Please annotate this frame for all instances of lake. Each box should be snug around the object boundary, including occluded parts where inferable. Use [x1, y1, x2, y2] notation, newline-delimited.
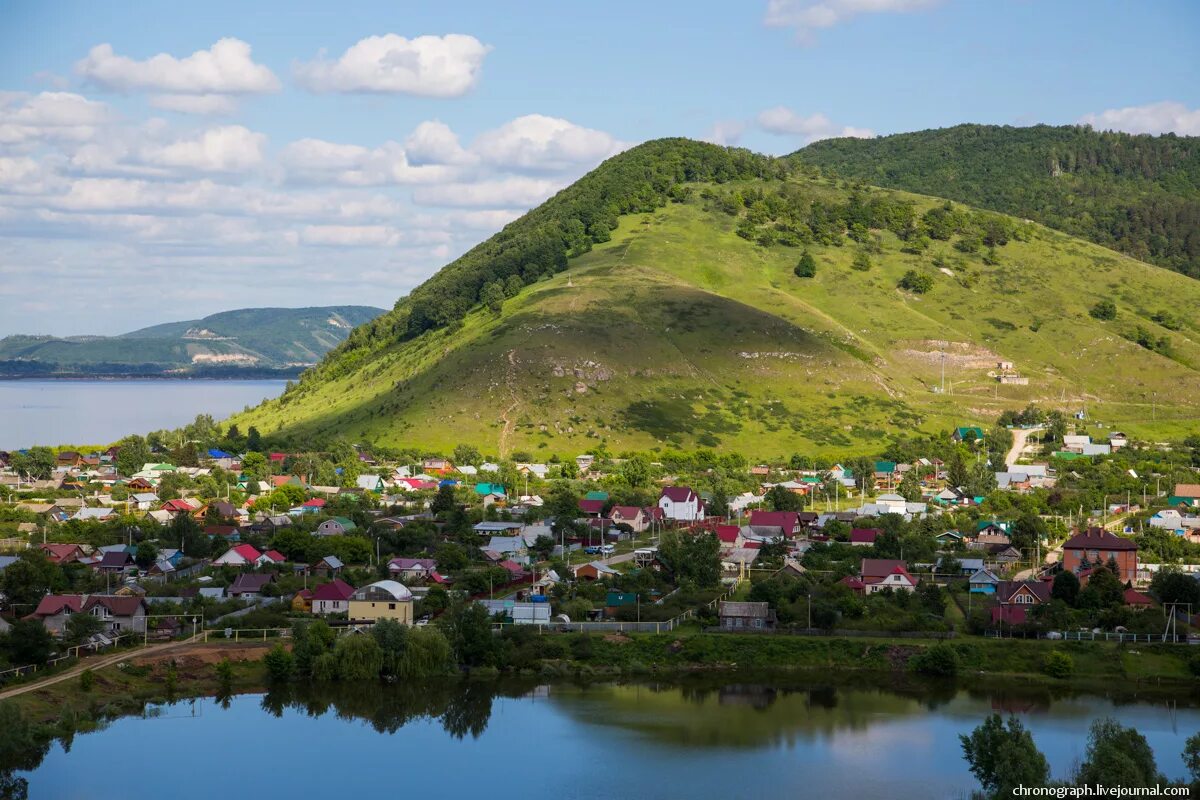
[13, 678, 1200, 799]
[0, 380, 286, 448]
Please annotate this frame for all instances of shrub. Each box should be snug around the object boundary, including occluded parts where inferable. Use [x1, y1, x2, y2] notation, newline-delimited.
[794, 250, 817, 278]
[263, 643, 295, 683]
[1043, 651, 1074, 679]
[1188, 653, 1200, 677]
[910, 642, 959, 676]
[1089, 300, 1117, 320]
[851, 251, 872, 271]
[898, 270, 934, 294]
[79, 669, 94, 692]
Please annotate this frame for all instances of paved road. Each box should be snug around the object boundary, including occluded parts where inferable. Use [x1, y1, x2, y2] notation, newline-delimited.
[1005, 426, 1044, 468]
[0, 635, 199, 701]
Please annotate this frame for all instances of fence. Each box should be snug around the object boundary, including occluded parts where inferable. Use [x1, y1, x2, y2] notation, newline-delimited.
[490, 583, 743, 635]
[0, 632, 137, 685]
[728, 627, 957, 640]
[984, 629, 1193, 644]
[199, 627, 292, 643]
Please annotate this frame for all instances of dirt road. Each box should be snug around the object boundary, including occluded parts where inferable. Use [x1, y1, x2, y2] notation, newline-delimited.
[0, 636, 201, 701]
[1004, 426, 1043, 468]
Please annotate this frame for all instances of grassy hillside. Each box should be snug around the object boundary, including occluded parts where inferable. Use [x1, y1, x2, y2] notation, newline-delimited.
[234, 141, 1200, 458]
[0, 306, 383, 377]
[793, 124, 1200, 278]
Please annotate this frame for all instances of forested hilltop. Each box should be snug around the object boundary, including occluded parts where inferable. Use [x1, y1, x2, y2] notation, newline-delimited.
[237, 138, 1200, 456]
[794, 124, 1200, 278]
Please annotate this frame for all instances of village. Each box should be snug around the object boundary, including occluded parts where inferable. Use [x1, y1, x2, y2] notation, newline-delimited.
[1, 414, 1199, 678]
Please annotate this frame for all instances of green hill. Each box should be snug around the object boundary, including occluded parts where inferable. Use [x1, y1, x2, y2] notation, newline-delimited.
[233, 139, 1200, 458]
[0, 306, 384, 378]
[792, 124, 1200, 278]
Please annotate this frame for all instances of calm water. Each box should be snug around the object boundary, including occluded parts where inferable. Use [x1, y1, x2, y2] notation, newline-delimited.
[16, 678, 1200, 799]
[0, 380, 285, 448]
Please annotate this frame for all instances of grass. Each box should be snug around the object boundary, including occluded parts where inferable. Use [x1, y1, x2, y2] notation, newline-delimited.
[235, 175, 1200, 459]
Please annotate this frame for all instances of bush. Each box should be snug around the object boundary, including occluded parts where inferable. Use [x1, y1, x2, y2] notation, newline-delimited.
[794, 250, 817, 278]
[263, 643, 295, 682]
[1043, 651, 1074, 679]
[898, 270, 934, 294]
[1089, 300, 1117, 320]
[79, 669, 94, 692]
[1188, 653, 1200, 677]
[910, 642, 959, 676]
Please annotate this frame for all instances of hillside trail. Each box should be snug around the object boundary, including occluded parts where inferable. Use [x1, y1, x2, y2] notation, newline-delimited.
[1005, 426, 1043, 467]
[498, 348, 520, 457]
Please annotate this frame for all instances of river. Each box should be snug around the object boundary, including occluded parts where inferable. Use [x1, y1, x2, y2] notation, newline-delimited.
[12, 678, 1200, 799]
[0, 380, 286, 448]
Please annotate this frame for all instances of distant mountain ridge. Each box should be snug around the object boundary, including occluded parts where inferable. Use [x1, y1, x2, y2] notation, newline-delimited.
[0, 306, 385, 378]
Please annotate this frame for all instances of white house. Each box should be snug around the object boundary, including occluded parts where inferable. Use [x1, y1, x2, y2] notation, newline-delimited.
[658, 486, 703, 522]
[864, 565, 918, 594]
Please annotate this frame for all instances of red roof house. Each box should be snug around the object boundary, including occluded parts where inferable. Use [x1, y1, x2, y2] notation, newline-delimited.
[849, 528, 881, 546]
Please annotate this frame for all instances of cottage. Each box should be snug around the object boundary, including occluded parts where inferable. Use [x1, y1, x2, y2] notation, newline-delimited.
[991, 580, 1052, 625]
[573, 561, 619, 581]
[212, 543, 262, 568]
[658, 486, 704, 523]
[608, 506, 648, 532]
[968, 568, 1000, 594]
[747, 510, 800, 539]
[310, 555, 344, 578]
[40, 543, 87, 565]
[25, 595, 86, 636]
[578, 498, 605, 516]
[1062, 527, 1138, 583]
[864, 565, 918, 594]
[228, 573, 275, 599]
[348, 580, 414, 624]
[84, 595, 149, 634]
[387, 558, 437, 582]
[849, 528, 880, 547]
[311, 579, 355, 615]
[952, 426, 985, 443]
[718, 601, 776, 631]
[315, 516, 357, 537]
[356, 475, 385, 493]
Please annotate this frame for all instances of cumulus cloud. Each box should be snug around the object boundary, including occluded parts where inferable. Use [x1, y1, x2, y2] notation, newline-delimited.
[0, 91, 112, 145]
[404, 121, 474, 166]
[756, 106, 873, 143]
[765, 0, 945, 43]
[294, 34, 490, 96]
[75, 38, 280, 94]
[140, 125, 267, 173]
[1078, 101, 1200, 136]
[279, 138, 453, 186]
[702, 120, 746, 146]
[412, 176, 565, 208]
[300, 224, 404, 247]
[149, 94, 238, 115]
[471, 114, 628, 172]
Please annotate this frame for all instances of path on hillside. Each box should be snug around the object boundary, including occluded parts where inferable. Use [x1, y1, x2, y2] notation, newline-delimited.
[0, 635, 200, 701]
[498, 349, 520, 457]
[1005, 426, 1043, 468]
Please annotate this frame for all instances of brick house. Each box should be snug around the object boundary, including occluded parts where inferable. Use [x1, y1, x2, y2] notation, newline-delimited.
[1062, 527, 1138, 584]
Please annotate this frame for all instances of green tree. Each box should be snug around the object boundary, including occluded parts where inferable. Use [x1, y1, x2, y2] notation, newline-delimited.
[371, 618, 410, 678]
[452, 444, 482, 467]
[10, 447, 54, 481]
[545, 481, 580, 526]
[619, 454, 651, 488]
[960, 715, 1050, 798]
[64, 612, 104, 646]
[947, 450, 968, 489]
[332, 634, 383, 681]
[794, 250, 817, 278]
[246, 426, 263, 452]
[897, 470, 921, 502]
[1, 552, 62, 612]
[480, 281, 506, 314]
[1078, 561, 1124, 609]
[1051, 570, 1080, 605]
[134, 541, 159, 569]
[1089, 299, 1117, 320]
[437, 601, 496, 667]
[1183, 733, 1200, 786]
[114, 435, 151, 477]
[1011, 512, 1047, 552]
[657, 531, 720, 588]
[430, 484, 457, 517]
[8, 620, 53, 665]
[263, 643, 294, 682]
[1076, 718, 1160, 788]
[851, 250, 872, 271]
[765, 484, 803, 512]
[1150, 569, 1200, 606]
[897, 269, 934, 293]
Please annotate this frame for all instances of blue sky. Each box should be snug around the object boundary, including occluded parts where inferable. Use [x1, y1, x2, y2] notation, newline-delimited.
[1, 0, 1197, 335]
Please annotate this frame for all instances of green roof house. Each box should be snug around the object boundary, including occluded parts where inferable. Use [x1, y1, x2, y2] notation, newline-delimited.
[474, 482, 507, 497]
[952, 426, 985, 443]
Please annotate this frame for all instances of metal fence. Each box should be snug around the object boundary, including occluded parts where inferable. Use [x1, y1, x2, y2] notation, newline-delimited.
[984, 629, 1192, 644]
[0, 632, 137, 684]
[490, 584, 742, 634]
[200, 627, 293, 643]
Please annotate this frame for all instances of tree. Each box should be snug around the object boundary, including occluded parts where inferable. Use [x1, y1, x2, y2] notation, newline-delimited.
[332, 634, 383, 681]
[619, 454, 651, 488]
[1150, 569, 1200, 606]
[437, 601, 496, 667]
[657, 531, 720, 588]
[246, 426, 263, 452]
[961, 715, 1050, 798]
[480, 281, 506, 314]
[241, 451, 268, 483]
[545, 481, 580, 526]
[1, 552, 62, 612]
[1051, 570, 1080, 605]
[1078, 561, 1124, 609]
[851, 250, 872, 271]
[1089, 300, 1117, 321]
[1076, 718, 1160, 788]
[946, 450, 969, 489]
[1184, 733, 1200, 785]
[114, 435, 150, 477]
[897, 470, 921, 502]
[10, 447, 54, 481]
[134, 541, 158, 570]
[64, 612, 104, 645]
[794, 250, 817, 278]
[765, 485, 803, 512]
[1011, 512, 1047, 552]
[430, 484, 457, 517]
[371, 618, 410, 678]
[898, 269, 934, 293]
[263, 643, 294, 682]
[452, 444, 482, 467]
[8, 620, 53, 665]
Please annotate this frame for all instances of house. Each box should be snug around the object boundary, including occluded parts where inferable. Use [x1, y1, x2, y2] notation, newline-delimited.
[968, 568, 1000, 594]
[83, 595, 148, 634]
[935, 530, 964, 546]
[864, 565, 918, 594]
[573, 561, 619, 581]
[356, 475, 385, 493]
[1062, 527, 1138, 583]
[25, 594, 86, 636]
[838, 575, 866, 595]
[718, 601, 776, 631]
[73, 507, 115, 522]
[983, 544, 1023, 569]
[212, 543, 262, 568]
[1124, 588, 1154, 609]
[473, 521, 524, 536]
[716, 524, 743, 550]
[292, 589, 313, 614]
[315, 516, 357, 537]
[39, 543, 87, 565]
[422, 458, 454, 475]
[387, 558, 437, 582]
[257, 549, 287, 567]
[228, 573, 275, 599]
[310, 555, 344, 578]
[128, 492, 159, 511]
[860, 559, 907, 581]
[608, 506, 648, 532]
[348, 580, 414, 624]
[515, 463, 548, 479]
[1170, 484, 1200, 508]
[578, 498, 605, 516]
[92, 550, 134, 575]
[849, 528, 880, 547]
[952, 426, 985, 443]
[487, 536, 529, 563]
[498, 560, 525, 580]
[658, 486, 704, 523]
[203, 524, 240, 541]
[991, 580, 1052, 625]
[747, 510, 800, 539]
[311, 579, 355, 615]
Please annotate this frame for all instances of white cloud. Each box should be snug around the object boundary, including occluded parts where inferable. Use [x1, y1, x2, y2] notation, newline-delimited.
[294, 34, 490, 96]
[756, 106, 873, 143]
[765, 0, 945, 43]
[300, 224, 403, 247]
[0, 91, 112, 145]
[1078, 101, 1200, 136]
[280, 137, 453, 186]
[404, 121, 474, 166]
[702, 120, 746, 146]
[141, 125, 267, 173]
[149, 94, 238, 115]
[471, 114, 627, 172]
[412, 175, 565, 208]
[75, 38, 280, 94]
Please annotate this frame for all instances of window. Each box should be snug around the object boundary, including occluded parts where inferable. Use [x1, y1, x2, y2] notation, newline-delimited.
[388, 603, 396, 610]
